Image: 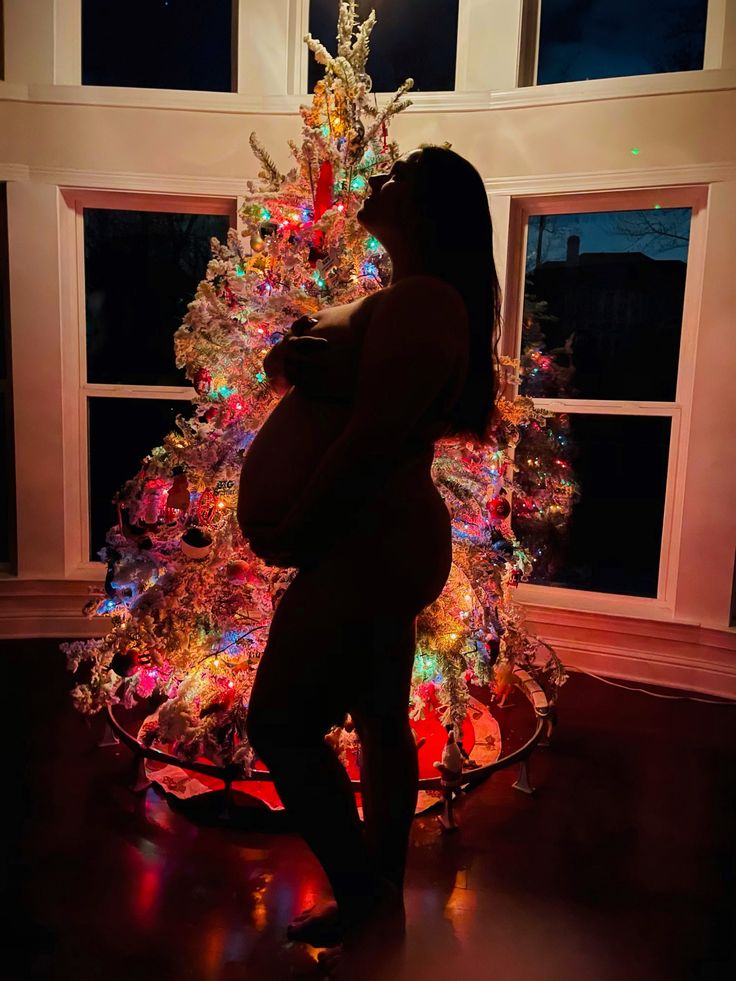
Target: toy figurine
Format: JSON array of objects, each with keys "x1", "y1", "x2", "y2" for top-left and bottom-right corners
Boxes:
[{"x1": 433, "y1": 726, "x2": 464, "y2": 832}]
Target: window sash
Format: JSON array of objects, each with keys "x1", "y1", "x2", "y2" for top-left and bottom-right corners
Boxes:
[
  {"x1": 518, "y1": 0, "x2": 728, "y2": 87},
  {"x1": 63, "y1": 190, "x2": 239, "y2": 574},
  {"x1": 504, "y1": 184, "x2": 708, "y2": 612}
]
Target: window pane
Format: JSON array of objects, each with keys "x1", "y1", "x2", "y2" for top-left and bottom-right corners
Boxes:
[
  {"x1": 521, "y1": 207, "x2": 691, "y2": 402},
  {"x1": 537, "y1": 0, "x2": 708, "y2": 85},
  {"x1": 308, "y1": 0, "x2": 458, "y2": 93},
  {"x1": 82, "y1": 0, "x2": 233, "y2": 91},
  {"x1": 514, "y1": 413, "x2": 671, "y2": 597},
  {"x1": 84, "y1": 208, "x2": 230, "y2": 387},
  {"x1": 88, "y1": 397, "x2": 194, "y2": 561}
]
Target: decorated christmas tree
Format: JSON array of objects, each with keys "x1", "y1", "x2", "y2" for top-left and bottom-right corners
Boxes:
[
  {"x1": 513, "y1": 291, "x2": 580, "y2": 584},
  {"x1": 62, "y1": 2, "x2": 570, "y2": 795}
]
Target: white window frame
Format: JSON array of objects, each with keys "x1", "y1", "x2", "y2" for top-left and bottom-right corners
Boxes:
[
  {"x1": 294, "y1": 0, "x2": 467, "y2": 96},
  {"x1": 59, "y1": 190, "x2": 240, "y2": 578},
  {"x1": 4, "y1": 1, "x2": 732, "y2": 112},
  {"x1": 518, "y1": 0, "x2": 732, "y2": 88},
  {"x1": 503, "y1": 184, "x2": 709, "y2": 618}
]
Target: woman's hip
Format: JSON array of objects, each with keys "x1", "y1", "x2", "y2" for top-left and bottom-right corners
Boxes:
[{"x1": 296, "y1": 491, "x2": 453, "y2": 619}]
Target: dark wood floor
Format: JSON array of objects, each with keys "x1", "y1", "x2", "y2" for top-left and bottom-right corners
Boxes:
[{"x1": 5, "y1": 638, "x2": 736, "y2": 981}]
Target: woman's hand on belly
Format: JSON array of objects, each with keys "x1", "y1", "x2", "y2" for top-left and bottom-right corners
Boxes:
[
  {"x1": 244, "y1": 519, "x2": 316, "y2": 568},
  {"x1": 283, "y1": 336, "x2": 357, "y2": 401}
]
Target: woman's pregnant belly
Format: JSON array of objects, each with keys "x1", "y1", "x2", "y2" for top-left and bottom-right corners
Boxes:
[{"x1": 238, "y1": 388, "x2": 350, "y2": 529}]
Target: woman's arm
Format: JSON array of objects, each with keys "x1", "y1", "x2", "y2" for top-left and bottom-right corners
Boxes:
[
  {"x1": 276, "y1": 277, "x2": 468, "y2": 545},
  {"x1": 262, "y1": 315, "x2": 319, "y2": 395}
]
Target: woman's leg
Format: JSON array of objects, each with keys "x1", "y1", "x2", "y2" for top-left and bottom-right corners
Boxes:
[
  {"x1": 245, "y1": 568, "x2": 384, "y2": 917},
  {"x1": 349, "y1": 616, "x2": 419, "y2": 892}
]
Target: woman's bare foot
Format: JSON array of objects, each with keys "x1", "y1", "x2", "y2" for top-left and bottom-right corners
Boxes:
[
  {"x1": 316, "y1": 881, "x2": 406, "y2": 979},
  {"x1": 286, "y1": 899, "x2": 343, "y2": 946}
]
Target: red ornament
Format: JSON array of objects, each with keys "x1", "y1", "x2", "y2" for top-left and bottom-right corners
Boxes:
[
  {"x1": 166, "y1": 473, "x2": 190, "y2": 513},
  {"x1": 196, "y1": 489, "x2": 217, "y2": 525},
  {"x1": 314, "y1": 160, "x2": 334, "y2": 219},
  {"x1": 489, "y1": 495, "x2": 512, "y2": 520},
  {"x1": 193, "y1": 367, "x2": 212, "y2": 395},
  {"x1": 308, "y1": 228, "x2": 328, "y2": 267},
  {"x1": 226, "y1": 560, "x2": 253, "y2": 585}
]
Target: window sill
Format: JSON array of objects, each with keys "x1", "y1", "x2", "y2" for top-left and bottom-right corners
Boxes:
[
  {"x1": 0, "y1": 68, "x2": 733, "y2": 116},
  {"x1": 516, "y1": 581, "x2": 687, "y2": 625}
]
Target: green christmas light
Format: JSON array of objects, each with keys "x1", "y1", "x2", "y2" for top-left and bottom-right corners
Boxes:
[
  {"x1": 366, "y1": 236, "x2": 379, "y2": 251},
  {"x1": 631, "y1": 147, "x2": 640, "y2": 155},
  {"x1": 350, "y1": 175, "x2": 367, "y2": 190},
  {"x1": 260, "y1": 207, "x2": 271, "y2": 220},
  {"x1": 255, "y1": 371, "x2": 266, "y2": 383}
]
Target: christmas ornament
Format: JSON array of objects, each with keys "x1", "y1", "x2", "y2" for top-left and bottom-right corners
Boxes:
[
  {"x1": 166, "y1": 469, "x2": 190, "y2": 513},
  {"x1": 489, "y1": 493, "x2": 511, "y2": 521},
  {"x1": 196, "y1": 489, "x2": 217, "y2": 524},
  {"x1": 226, "y1": 560, "x2": 251, "y2": 584},
  {"x1": 314, "y1": 160, "x2": 334, "y2": 219},
  {"x1": 180, "y1": 527, "x2": 213, "y2": 560},
  {"x1": 193, "y1": 367, "x2": 212, "y2": 396}
]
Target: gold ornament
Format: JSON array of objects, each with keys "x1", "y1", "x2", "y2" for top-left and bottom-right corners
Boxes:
[{"x1": 250, "y1": 232, "x2": 265, "y2": 253}]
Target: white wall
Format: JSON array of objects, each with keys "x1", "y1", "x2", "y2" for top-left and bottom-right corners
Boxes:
[{"x1": 1, "y1": 0, "x2": 735, "y2": 693}]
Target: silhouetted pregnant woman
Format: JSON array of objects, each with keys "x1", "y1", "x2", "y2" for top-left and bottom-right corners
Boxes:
[{"x1": 237, "y1": 145, "x2": 501, "y2": 975}]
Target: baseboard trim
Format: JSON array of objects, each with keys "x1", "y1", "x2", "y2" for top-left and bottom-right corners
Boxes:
[{"x1": 521, "y1": 603, "x2": 736, "y2": 699}]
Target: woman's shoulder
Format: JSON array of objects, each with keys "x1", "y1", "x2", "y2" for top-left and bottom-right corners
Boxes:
[
  {"x1": 385, "y1": 273, "x2": 463, "y2": 298},
  {"x1": 380, "y1": 275, "x2": 467, "y2": 323},
  {"x1": 373, "y1": 276, "x2": 468, "y2": 353}
]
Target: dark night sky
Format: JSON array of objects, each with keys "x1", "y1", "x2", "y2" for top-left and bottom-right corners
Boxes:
[{"x1": 538, "y1": 0, "x2": 708, "y2": 84}]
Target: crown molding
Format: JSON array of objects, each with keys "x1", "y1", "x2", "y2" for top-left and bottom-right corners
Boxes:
[
  {"x1": 482, "y1": 161, "x2": 736, "y2": 194},
  {"x1": 0, "y1": 68, "x2": 733, "y2": 116},
  {"x1": 1, "y1": 160, "x2": 732, "y2": 199},
  {"x1": 0, "y1": 162, "x2": 30, "y2": 182}
]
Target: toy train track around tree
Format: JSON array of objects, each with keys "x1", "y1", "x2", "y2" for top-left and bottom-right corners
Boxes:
[{"x1": 99, "y1": 669, "x2": 553, "y2": 826}]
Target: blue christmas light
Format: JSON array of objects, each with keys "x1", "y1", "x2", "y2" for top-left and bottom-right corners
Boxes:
[
  {"x1": 255, "y1": 371, "x2": 266, "y2": 383},
  {"x1": 260, "y1": 207, "x2": 271, "y2": 220},
  {"x1": 217, "y1": 385, "x2": 234, "y2": 398},
  {"x1": 361, "y1": 261, "x2": 379, "y2": 278},
  {"x1": 351, "y1": 176, "x2": 367, "y2": 190}
]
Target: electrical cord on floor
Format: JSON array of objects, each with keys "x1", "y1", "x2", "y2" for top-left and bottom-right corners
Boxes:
[{"x1": 572, "y1": 667, "x2": 736, "y2": 705}]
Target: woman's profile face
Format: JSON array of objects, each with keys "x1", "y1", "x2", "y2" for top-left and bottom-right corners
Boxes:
[{"x1": 356, "y1": 148, "x2": 424, "y2": 240}]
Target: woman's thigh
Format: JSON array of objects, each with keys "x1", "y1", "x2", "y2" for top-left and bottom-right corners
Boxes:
[
  {"x1": 250, "y1": 494, "x2": 452, "y2": 731},
  {"x1": 250, "y1": 569, "x2": 424, "y2": 734}
]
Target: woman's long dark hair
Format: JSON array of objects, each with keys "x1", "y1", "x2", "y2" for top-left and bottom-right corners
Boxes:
[{"x1": 408, "y1": 144, "x2": 502, "y2": 443}]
